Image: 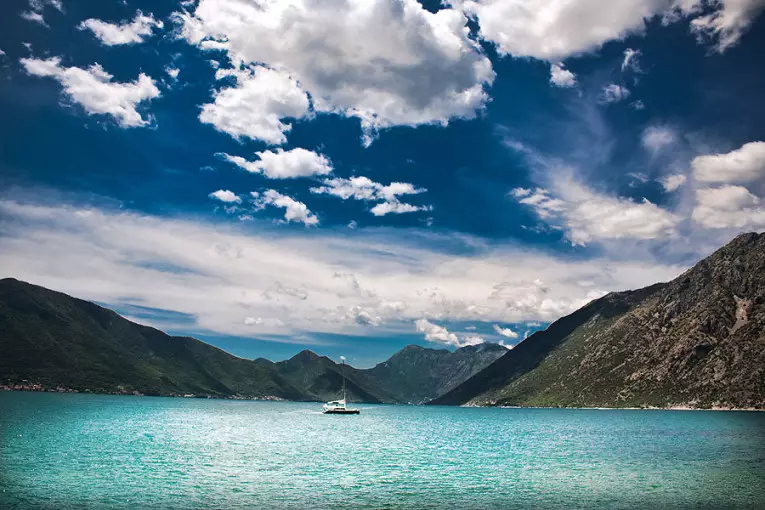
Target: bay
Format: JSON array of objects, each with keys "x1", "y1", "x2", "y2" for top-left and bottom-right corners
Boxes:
[{"x1": 1, "y1": 392, "x2": 764, "y2": 509}]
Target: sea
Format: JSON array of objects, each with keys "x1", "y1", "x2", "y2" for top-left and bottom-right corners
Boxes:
[{"x1": 1, "y1": 392, "x2": 764, "y2": 509}]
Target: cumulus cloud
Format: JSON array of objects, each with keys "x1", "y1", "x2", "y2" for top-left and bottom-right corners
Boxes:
[
  {"x1": 692, "y1": 141, "x2": 765, "y2": 184},
  {"x1": 175, "y1": 0, "x2": 494, "y2": 145},
  {"x1": 455, "y1": 0, "x2": 763, "y2": 60},
  {"x1": 691, "y1": 0, "x2": 765, "y2": 52},
  {"x1": 165, "y1": 67, "x2": 180, "y2": 80},
  {"x1": 20, "y1": 57, "x2": 160, "y2": 127},
  {"x1": 415, "y1": 319, "x2": 482, "y2": 347},
  {"x1": 209, "y1": 189, "x2": 240, "y2": 203},
  {"x1": 549, "y1": 63, "x2": 577, "y2": 88},
  {"x1": 222, "y1": 148, "x2": 332, "y2": 179},
  {"x1": 78, "y1": 11, "x2": 163, "y2": 46},
  {"x1": 200, "y1": 66, "x2": 310, "y2": 145},
  {"x1": 660, "y1": 174, "x2": 688, "y2": 192},
  {"x1": 311, "y1": 176, "x2": 430, "y2": 216},
  {"x1": 511, "y1": 183, "x2": 679, "y2": 246},
  {"x1": 599, "y1": 84, "x2": 631, "y2": 104},
  {"x1": 642, "y1": 125, "x2": 677, "y2": 152},
  {"x1": 692, "y1": 185, "x2": 765, "y2": 229},
  {"x1": 370, "y1": 201, "x2": 431, "y2": 217},
  {"x1": 252, "y1": 190, "x2": 319, "y2": 226},
  {"x1": 492, "y1": 324, "x2": 519, "y2": 339}
]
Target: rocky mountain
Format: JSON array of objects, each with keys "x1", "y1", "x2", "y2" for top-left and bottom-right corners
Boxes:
[
  {"x1": 432, "y1": 232, "x2": 765, "y2": 409},
  {"x1": 363, "y1": 343, "x2": 507, "y2": 404},
  {"x1": 0, "y1": 278, "x2": 504, "y2": 402}
]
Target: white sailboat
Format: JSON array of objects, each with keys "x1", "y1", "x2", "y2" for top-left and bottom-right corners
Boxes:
[{"x1": 322, "y1": 356, "x2": 360, "y2": 415}]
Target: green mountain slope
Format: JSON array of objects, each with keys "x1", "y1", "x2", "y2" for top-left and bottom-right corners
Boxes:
[
  {"x1": 364, "y1": 343, "x2": 507, "y2": 404},
  {"x1": 0, "y1": 278, "x2": 505, "y2": 403},
  {"x1": 0, "y1": 278, "x2": 304, "y2": 399},
  {"x1": 432, "y1": 233, "x2": 765, "y2": 409}
]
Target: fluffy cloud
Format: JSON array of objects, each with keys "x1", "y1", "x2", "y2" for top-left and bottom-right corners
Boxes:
[
  {"x1": 692, "y1": 185, "x2": 765, "y2": 229},
  {"x1": 0, "y1": 197, "x2": 689, "y2": 340},
  {"x1": 642, "y1": 125, "x2": 677, "y2": 152},
  {"x1": 209, "y1": 189, "x2": 240, "y2": 203},
  {"x1": 20, "y1": 57, "x2": 160, "y2": 127},
  {"x1": 200, "y1": 66, "x2": 310, "y2": 145},
  {"x1": 415, "y1": 319, "x2": 482, "y2": 347},
  {"x1": 222, "y1": 148, "x2": 332, "y2": 179},
  {"x1": 454, "y1": 0, "x2": 764, "y2": 60},
  {"x1": 660, "y1": 174, "x2": 688, "y2": 192},
  {"x1": 176, "y1": 0, "x2": 494, "y2": 145},
  {"x1": 549, "y1": 63, "x2": 577, "y2": 88},
  {"x1": 512, "y1": 184, "x2": 679, "y2": 246},
  {"x1": 165, "y1": 67, "x2": 180, "y2": 80},
  {"x1": 492, "y1": 324, "x2": 519, "y2": 339},
  {"x1": 692, "y1": 141, "x2": 765, "y2": 184},
  {"x1": 311, "y1": 176, "x2": 430, "y2": 216},
  {"x1": 599, "y1": 84, "x2": 631, "y2": 104},
  {"x1": 252, "y1": 190, "x2": 319, "y2": 226},
  {"x1": 370, "y1": 201, "x2": 431, "y2": 217},
  {"x1": 691, "y1": 0, "x2": 765, "y2": 52},
  {"x1": 78, "y1": 11, "x2": 163, "y2": 46}
]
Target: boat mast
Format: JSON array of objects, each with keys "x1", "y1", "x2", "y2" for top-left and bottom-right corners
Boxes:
[{"x1": 342, "y1": 359, "x2": 346, "y2": 402}]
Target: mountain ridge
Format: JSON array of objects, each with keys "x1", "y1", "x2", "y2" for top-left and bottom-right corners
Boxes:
[
  {"x1": 431, "y1": 232, "x2": 765, "y2": 409},
  {"x1": 0, "y1": 277, "x2": 505, "y2": 403}
]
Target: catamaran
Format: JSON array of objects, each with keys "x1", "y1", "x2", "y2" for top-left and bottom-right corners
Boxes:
[{"x1": 322, "y1": 356, "x2": 360, "y2": 415}]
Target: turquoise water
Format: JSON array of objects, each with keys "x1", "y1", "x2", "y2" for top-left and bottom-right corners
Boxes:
[{"x1": 1, "y1": 392, "x2": 764, "y2": 508}]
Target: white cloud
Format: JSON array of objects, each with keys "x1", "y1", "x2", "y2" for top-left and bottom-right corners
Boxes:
[
  {"x1": 691, "y1": 0, "x2": 765, "y2": 52},
  {"x1": 692, "y1": 185, "x2": 765, "y2": 229},
  {"x1": 199, "y1": 66, "x2": 310, "y2": 145},
  {"x1": 209, "y1": 189, "x2": 240, "y2": 203},
  {"x1": 642, "y1": 125, "x2": 677, "y2": 152},
  {"x1": 253, "y1": 190, "x2": 319, "y2": 226},
  {"x1": 21, "y1": 11, "x2": 48, "y2": 26},
  {"x1": 0, "y1": 197, "x2": 689, "y2": 340},
  {"x1": 311, "y1": 176, "x2": 430, "y2": 216},
  {"x1": 621, "y1": 48, "x2": 643, "y2": 73},
  {"x1": 20, "y1": 57, "x2": 160, "y2": 128},
  {"x1": 78, "y1": 11, "x2": 163, "y2": 46},
  {"x1": 222, "y1": 148, "x2": 332, "y2": 179},
  {"x1": 0, "y1": 49, "x2": 5, "y2": 57},
  {"x1": 454, "y1": 0, "x2": 763, "y2": 60},
  {"x1": 549, "y1": 63, "x2": 577, "y2": 88},
  {"x1": 165, "y1": 66, "x2": 180, "y2": 80},
  {"x1": 660, "y1": 174, "x2": 688, "y2": 192},
  {"x1": 415, "y1": 319, "x2": 482, "y2": 347},
  {"x1": 512, "y1": 183, "x2": 679, "y2": 246},
  {"x1": 370, "y1": 201, "x2": 431, "y2": 217},
  {"x1": 692, "y1": 141, "x2": 765, "y2": 184},
  {"x1": 599, "y1": 84, "x2": 631, "y2": 104},
  {"x1": 492, "y1": 324, "x2": 519, "y2": 339},
  {"x1": 630, "y1": 100, "x2": 646, "y2": 110},
  {"x1": 176, "y1": 0, "x2": 494, "y2": 145},
  {"x1": 346, "y1": 306, "x2": 382, "y2": 326}
]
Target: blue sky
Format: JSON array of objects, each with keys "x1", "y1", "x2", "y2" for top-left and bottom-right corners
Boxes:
[{"x1": 1, "y1": 0, "x2": 764, "y2": 367}]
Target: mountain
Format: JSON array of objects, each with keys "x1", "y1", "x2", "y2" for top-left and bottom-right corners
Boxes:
[
  {"x1": 0, "y1": 277, "x2": 305, "y2": 399},
  {"x1": 0, "y1": 278, "x2": 504, "y2": 402},
  {"x1": 432, "y1": 233, "x2": 765, "y2": 409},
  {"x1": 364, "y1": 343, "x2": 507, "y2": 404}
]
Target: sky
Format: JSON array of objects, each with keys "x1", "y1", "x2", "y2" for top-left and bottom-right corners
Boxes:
[{"x1": 1, "y1": 0, "x2": 764, "y2": 367}]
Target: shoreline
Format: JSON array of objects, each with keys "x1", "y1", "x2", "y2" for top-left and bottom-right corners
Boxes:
[{"x1": 3, "y1": 387, "x2": 763, "y2": 411}]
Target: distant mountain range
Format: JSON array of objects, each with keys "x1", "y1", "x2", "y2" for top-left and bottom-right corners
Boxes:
[
  {"x1": 0, "y1": 278, "x2": 505, "y2": 403},
  {"x1": 432, "y1": 233, "x2": 765, "y2": 409},
  {"x1": 2, "y1": 233, "x2": 764, "y2": 409}
]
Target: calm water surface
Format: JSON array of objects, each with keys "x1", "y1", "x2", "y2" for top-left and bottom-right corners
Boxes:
[{"x1": 1, "y1": 392, "x2": 764, "y2": 509}]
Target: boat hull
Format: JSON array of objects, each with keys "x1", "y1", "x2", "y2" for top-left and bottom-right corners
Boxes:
[{"x1": 322, "y1": 408, "x2": 360, "y2": 415}]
